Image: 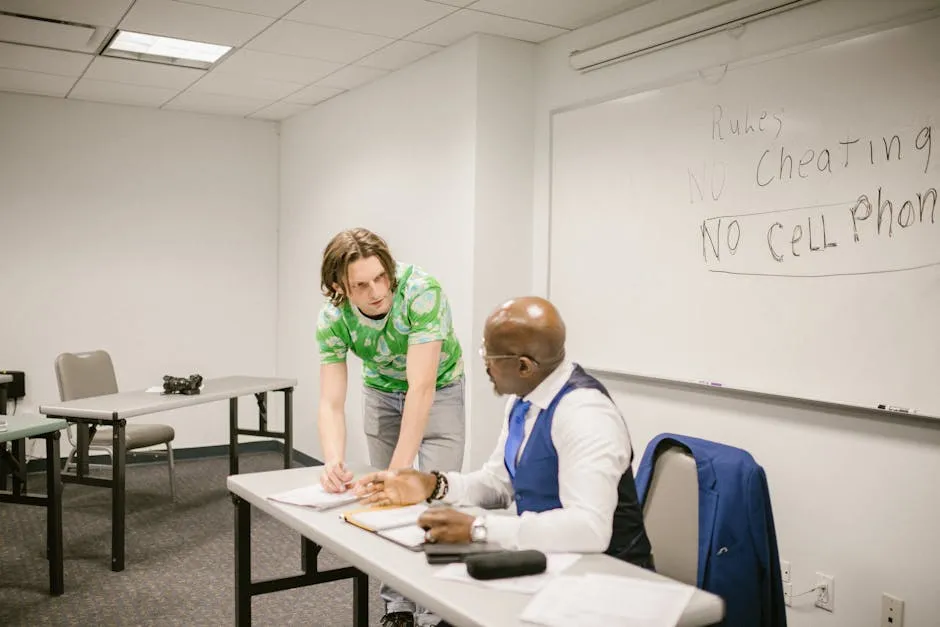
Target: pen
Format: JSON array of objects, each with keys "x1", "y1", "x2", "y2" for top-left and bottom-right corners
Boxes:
[{"x1": 696, "y1": 380, "x2": 723, "y2": 387}]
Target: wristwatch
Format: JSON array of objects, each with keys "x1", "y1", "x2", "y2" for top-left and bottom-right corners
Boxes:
[{"x1": 470, "y1": 516, "x2": 487, "y2": 543}]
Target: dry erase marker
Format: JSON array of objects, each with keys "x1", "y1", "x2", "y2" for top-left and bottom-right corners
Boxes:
[
  {"x1": 697, "y1": 380, "x2": 723, "y2": 387},
  {"x1": 877, "y1": 404, "x2": 918, "y2": 415}
]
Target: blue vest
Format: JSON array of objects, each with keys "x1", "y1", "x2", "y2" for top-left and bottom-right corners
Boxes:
[{"x1": 507, "y1": 365, "x2": 653, "y2": 569}]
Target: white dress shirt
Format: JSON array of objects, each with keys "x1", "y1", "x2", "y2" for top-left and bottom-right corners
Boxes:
[{"x1": 443, "y1": 361, "x2": 633, "y2": 553}]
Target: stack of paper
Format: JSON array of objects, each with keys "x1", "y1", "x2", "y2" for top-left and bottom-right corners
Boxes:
[
  {"x1": 267, "y1": 484, "x2": 359, "y2": 511},
  {"x1": 520, "y1": 573, "x2": 695, "y2": 627},
  {"x1": 434, "y1": 553, "x2": 581, "y2": 594}
]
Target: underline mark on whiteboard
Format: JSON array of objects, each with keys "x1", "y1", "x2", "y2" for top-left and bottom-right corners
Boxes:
[
  {"x1": 707, "y1": 259, "x2": 940, "y2": 278},
  {"x1": 705, "y1": 200, "x2": 854, "y2": 221}
]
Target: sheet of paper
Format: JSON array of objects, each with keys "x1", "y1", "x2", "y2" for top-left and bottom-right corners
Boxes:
[
  {"x1": 268, "y1": 484, "x2": 359, "y2": 511},
  {"x1": 520, "y1": 573, "x2": 695, "y2": 627},
  {"x1": 434, "y1": 553, "x2": 581, "y2": 594},
  {"x1": 377, "y1": 524, "x2": 426, "y2": 548},
  {"x1": 347, "y1": 503, "x2": 428, "y2": 530}
]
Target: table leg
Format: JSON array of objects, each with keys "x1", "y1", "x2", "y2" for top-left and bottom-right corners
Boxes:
[
  {"x1": 301, "y1": 536, "x2": 319, "y2": 574},
  {"x1": 111, "y1": 419, "x2": 126, "y2": 572},
  {"x1": 0, "y1": 442, "x2": 8, "y2": 491},
  {"x1": 76, "y1": 423, "x2": 90, "y2": 478},
  {"x1": 283, "y1": 388, "x2": 293, "y2": 470},
  {"x1": 234, "y1": 494, "x2": 252, "y2": 626},
  {"x1": 256, "y1": 392, "x2": 267, "y2": 433},
  {"x1": 353, "y1": 571, "x2": 369, "y2": 627},
  {"x1": 12, "y1": 439, "x2": 27, "y2": 494},
  {"x1": 229, "y1": 398, "x2": 239, "y2": 475},
  {"x1": 0, "y1": 384, "x2": 7, "y2": 415},
  {"x1": 46, "y1": 431, "x2": 64, "y2": 595}
]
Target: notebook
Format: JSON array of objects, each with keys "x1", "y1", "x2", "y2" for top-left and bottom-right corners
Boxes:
[
  {"x1": 342, "y1": 503, "x2": 429, "y2": 551},
  {"x1": 267, "y1": 484, "x2": 359, "y2": 511}
]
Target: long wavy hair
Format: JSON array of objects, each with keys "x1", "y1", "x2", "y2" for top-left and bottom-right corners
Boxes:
[{"x1": 320, "y1": 228, "x2": 398, "y2": 307}]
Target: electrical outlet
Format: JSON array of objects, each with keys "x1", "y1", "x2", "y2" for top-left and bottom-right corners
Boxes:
[
  {"x1": 781, "y1": 559, "x2": 791, "y2": 583},
  {"x1": 815, "y1": 572, "x2": 834, "y2": 612},
  {"x1": 881, "y1": 593, "x2": 904, "y2": 627},
  {"x1": 783, "y1": 583, "x2": 793, "y2": 606}
]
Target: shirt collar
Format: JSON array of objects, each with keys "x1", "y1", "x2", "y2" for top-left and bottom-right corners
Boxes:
[{"x1": 521, "y1": 360, "x2": 574, "y2": 410}]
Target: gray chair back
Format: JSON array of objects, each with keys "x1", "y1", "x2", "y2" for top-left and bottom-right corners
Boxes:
[
  {"x1": 643, "y1": 444, "x2": 699, "y2": 586},
  {"x1": 55, "y1": 350, "x2": 119, "y2": 401}
]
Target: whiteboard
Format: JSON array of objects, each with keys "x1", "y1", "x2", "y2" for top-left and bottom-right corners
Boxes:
[{"x1": 548, "y1": 17, "x2": 940, "y2": 419}]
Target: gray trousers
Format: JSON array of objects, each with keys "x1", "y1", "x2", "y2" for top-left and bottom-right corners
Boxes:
[{"x1": 362, "y1": 376, "x2": 466, "y2": 624}]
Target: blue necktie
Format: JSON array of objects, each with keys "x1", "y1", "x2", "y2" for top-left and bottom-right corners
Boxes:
[{"x1": 504, "y1": 398, "x2": 531, "y2": 480}]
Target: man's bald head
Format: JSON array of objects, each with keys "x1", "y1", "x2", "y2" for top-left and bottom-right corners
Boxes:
[{"x1": 485, "y1": 296, "x2": 566, "y2": 369}]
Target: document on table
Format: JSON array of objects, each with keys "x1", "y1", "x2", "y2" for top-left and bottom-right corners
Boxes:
[
  {"x1": 267, "y1": 484, "x2": 359, "y2": 511},
  {"x1": 434, "y1": 553, "x2": 581, "y2": 594},
  {"x1": 520, "y1": 573, "x2": 695, "y2": 627}
]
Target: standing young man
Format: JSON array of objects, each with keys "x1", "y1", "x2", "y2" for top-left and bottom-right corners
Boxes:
[{"x1": 316, "y1": 227, "x2": 465, "y2": 627}]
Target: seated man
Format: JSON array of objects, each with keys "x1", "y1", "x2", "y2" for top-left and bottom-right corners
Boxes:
[{"x1": 356, "y1": 296, "x2": 654, "y2": 573}]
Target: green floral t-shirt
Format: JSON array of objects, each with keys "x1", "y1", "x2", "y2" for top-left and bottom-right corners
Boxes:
[{"x1": 316, "y1": 263, "x2": 463, "y2": 393}]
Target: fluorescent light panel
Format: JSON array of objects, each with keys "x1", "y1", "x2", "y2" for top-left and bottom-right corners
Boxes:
[{"x1": 103, "y1": 30, "x2": 231, "y2": 69}]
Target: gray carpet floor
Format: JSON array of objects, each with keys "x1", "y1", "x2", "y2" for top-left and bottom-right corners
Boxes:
[{"x1": 0, "y1": 452, "x2": 388, "y2": 626}]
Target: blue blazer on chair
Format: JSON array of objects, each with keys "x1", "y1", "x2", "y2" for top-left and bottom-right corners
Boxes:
[{"x1": 635, "y1": 433, "x2": 787, "y2": 627}]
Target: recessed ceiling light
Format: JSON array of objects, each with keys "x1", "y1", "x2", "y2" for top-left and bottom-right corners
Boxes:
[{"x1": 102, "y1": 30, "x2": 231, "y2": 70}]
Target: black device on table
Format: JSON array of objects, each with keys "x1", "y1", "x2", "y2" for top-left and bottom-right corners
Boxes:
[
  {"x1": 423, "y1": 542, "x2": 503, "y2": 564},
  {"x1": 465, "y1": 550, "x2": 547, "y2": 580}
]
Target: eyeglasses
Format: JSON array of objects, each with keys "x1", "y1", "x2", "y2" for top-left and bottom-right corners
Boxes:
[{"x1": 478, "y1": 345, "x2": 540, "y2": 366}]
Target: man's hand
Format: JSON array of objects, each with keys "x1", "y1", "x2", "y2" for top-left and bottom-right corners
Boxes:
[
  {"x1": 418, "y1": 508, "x2": 474, "y2": 544},
  {"x1": 354, "y1": 469, "x2": 436, "y2": 506},
  {"x1": 320, "y1": 460, "x2": 354, "y2": 493}
]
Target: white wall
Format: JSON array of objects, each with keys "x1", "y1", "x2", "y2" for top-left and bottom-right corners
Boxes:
[
  {"x1": 532, "y1": 1, "x2": 940, "y2": 626},
  {"x1": 277, "y1": 34, "x2": 535, "y2": 470},
  {"x1": 278, "y1": 39, "x2": 478, "y2": 467},
  {"x1": 469, "y1": 35, "x2": 535, "y2": 468},
  {"x1": 1, "y1": 92, "x2": 280, "y2": 452}
]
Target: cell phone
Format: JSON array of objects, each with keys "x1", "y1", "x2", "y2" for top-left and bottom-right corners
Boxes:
[{"x1": 423, "y1": 542, "x2": 502, "y2": 564}]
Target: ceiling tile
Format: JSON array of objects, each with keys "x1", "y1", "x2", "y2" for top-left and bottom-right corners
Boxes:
[
  {"x1": 163, "y1": 91, "x2": 273, "y2": 116},
  {"x1": 0, "y1": 67, "x2": 76, "y2": 96},
  {"x1": 84, "y1": 57, "x2": 204, "y2": 89},
  {"x1": 284, "y1": 83, "x2": 344, "y2": 105},
  {"x1": 214, "y1": 49, "x2": 342, "y2": 84},
  {"x1": 406, "y1": 8, "x2": 566, "y2": 45},
  {"x1": 188, "y1": 71, "x2": 305, "y2": 100},
  {"x1": 249, "y1": 101, "x2": 311, "y2": 121},
  {"x1": 120, "y1": 0, "x2": 274, "y2": 47},
  {"x1": 174, "y1": 0, "x2": 301, "y2": 18},
  {"x1": 246, "y1": 20, "x2": 392, "y2": 63},
  {"x1": 68, "y1": 78, "x2": 179, "y2": 107},
  {"x1": 470, "y1": 0, "x2": 645, "y2": 29},
  {"x1": 285, "y1": 0, "x2": 455, "y2": 38},
  {"x1": 358, "y1": 40, "x2": 442, "y2": 71},
  {"x1": 0, "y1": 43, "x2": 91, "y2": 76},
  {"x1": 315, "y1": 65, "x2": 388, "y2": 90},
  {"x1": 0, "y1": 0, "x2": 134, "y2": 27},
  {"x1": 0, "y1": 13, "x2": 110, "y2": 53}
]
